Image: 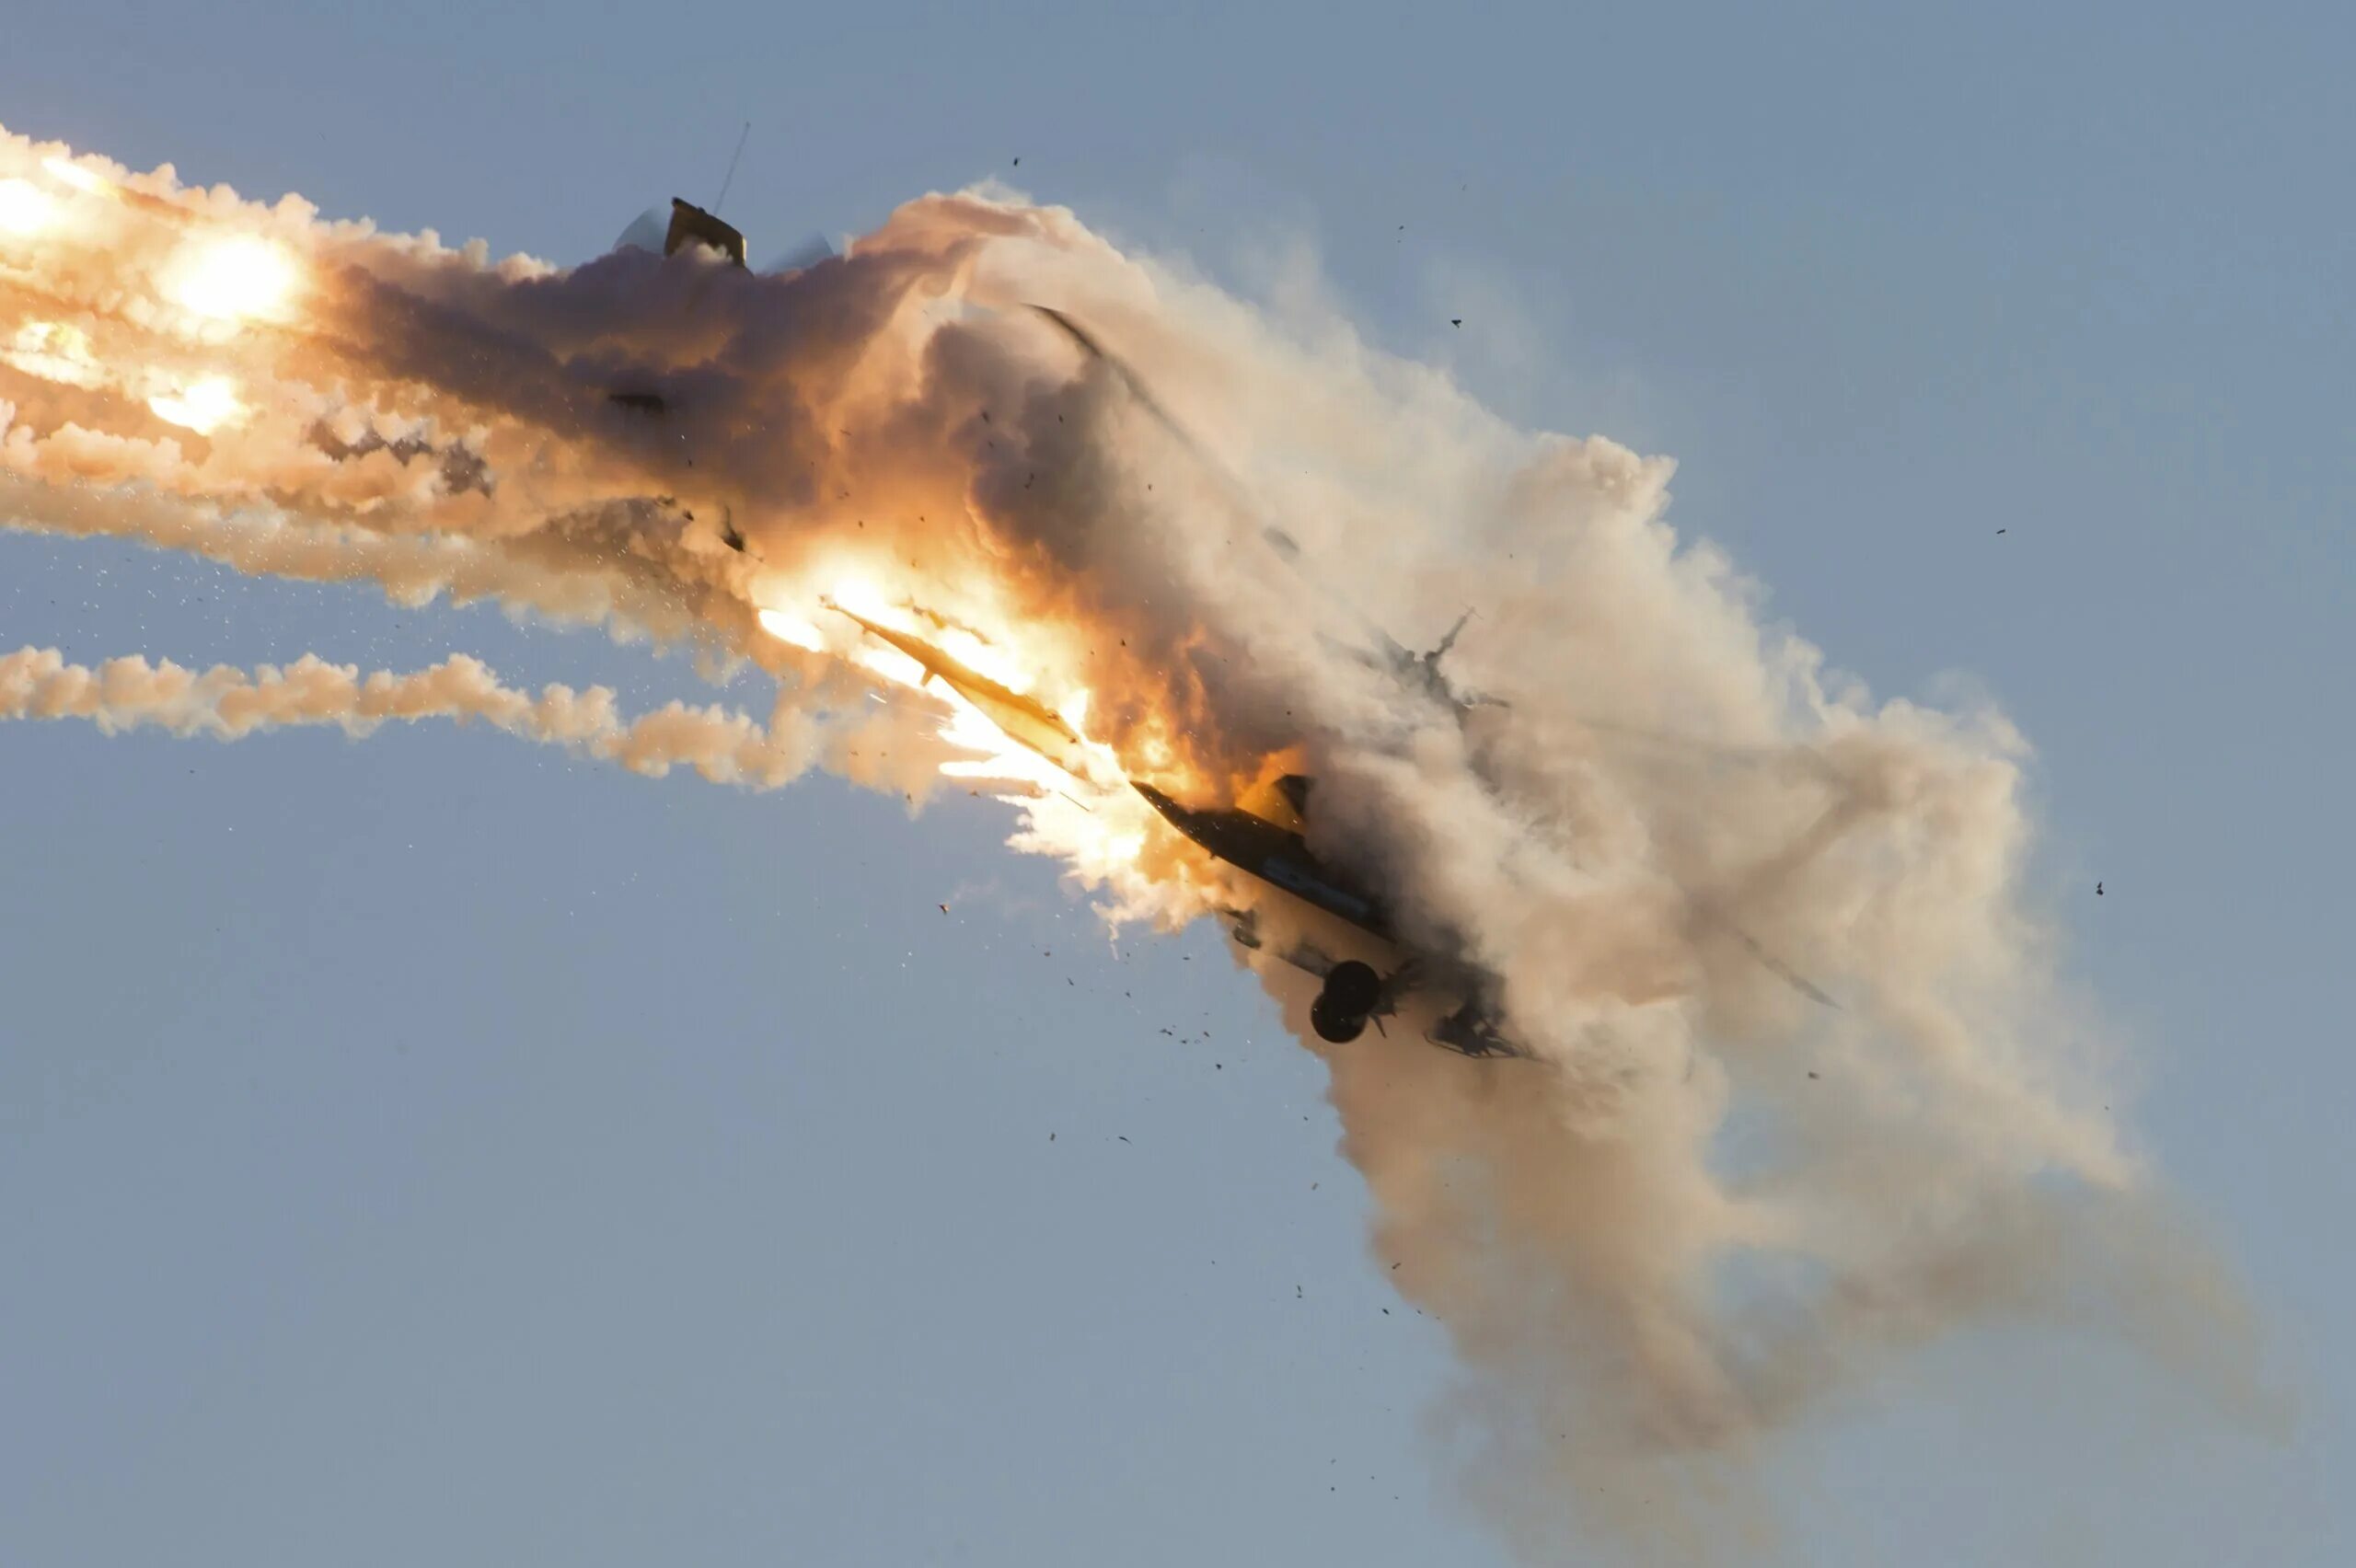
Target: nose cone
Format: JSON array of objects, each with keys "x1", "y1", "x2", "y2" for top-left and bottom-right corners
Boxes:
[{"x1": 1129, "y1": 779, "x2": 1189, "y2": 827}]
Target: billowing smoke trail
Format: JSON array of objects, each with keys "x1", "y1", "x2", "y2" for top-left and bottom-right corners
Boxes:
[
  {"x1": 0, "y1": 125, "x2": 2276, "y2": 1558},
  {"x1": 0, "y1": 645, "x2": 816, "y2": 786}
]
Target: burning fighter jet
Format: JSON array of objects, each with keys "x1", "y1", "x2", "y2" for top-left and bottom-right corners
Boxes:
[
  {"x1": 809, "y1": 310, "x2": 1831, "y2": 1053},
  {"x1": 583, "y1": 242, "x2": 1793, "y2": 1054},
  {"x1": 819, "y1": 600, "x2": 1529, "y2": 1058},
  {"x1": 1134, "y1": 775, "x2": 1526, "y2": 1057}
]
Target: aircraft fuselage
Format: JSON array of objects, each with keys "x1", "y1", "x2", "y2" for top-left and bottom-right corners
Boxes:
[{"x1": 1128, "y1": 782, "x2": 1398, "y2": 945}]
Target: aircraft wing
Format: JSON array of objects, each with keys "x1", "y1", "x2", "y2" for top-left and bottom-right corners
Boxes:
[{"x1": 825, "y1": 603, "x2": 1098, "y2": 782}]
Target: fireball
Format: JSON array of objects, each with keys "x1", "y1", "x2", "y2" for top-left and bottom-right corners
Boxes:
[
  {"x1": 160, "y1": 234, "x2": 301, "y2": 323},
  {"x1": 147, "y1": 375, "x2": 245, "y2": 434},
  {"x1": 0, "y1": 177, "x2": 58, "y2": 238},
  {"x1": 756, "y1": 608, "x2": 826, "y2": 652}
]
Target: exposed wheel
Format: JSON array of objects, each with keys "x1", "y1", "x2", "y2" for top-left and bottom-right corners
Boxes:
[
  {"x1": 1310, "y1": 961, "x2": 1383, "y2": 1044},
  {"x1": 1311, "y1": 993, "x2": 1368, "y2": 1043},
  {"x1": 1321, "y1": 961, "x2": 1381, "y2": 1016}
]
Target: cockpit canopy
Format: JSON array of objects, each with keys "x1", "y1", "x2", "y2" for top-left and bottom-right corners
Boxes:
[
  {"x1": 1237, "y1": 771, "x2": 1317, "y2": 834},
  {"x1": 611, "y1": 198, "x2": 833, "y2": 276}
]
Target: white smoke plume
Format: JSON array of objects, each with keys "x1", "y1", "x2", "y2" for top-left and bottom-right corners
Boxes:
[
  {"x1": 0, "y1": 645, "x2": 816, "y2": 787},
  {"x1": 0, "y1": 124, "x2": 2278, "y2": 1559}
]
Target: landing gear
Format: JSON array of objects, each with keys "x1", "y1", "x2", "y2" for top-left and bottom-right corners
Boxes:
[
  {"x1": 1426, "y1": 1000, "x2": 1519, "y2": 1058},
  {"x1": 1310, "y1": 960, "x2": 1382, "y2": 1044}
]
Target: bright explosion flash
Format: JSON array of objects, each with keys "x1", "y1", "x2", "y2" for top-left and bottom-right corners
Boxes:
[
  {"x1": 147, "y1": 374, "x2": 245, "y2": 433},
  {"x1": 40, "y1": 156, "x2": 110, "y2": 195},
  {"x1": 0, "y1": 177, "x2": 57, "y2": 237},
  {"x1": 5, "y1": 321, "x2": 103, "y2": 387},
  {"x1": 756, "y1": 607, "x2": 826, "y2": 652},
  {"x1": 161, "y1": 234, "x2": 301, "y2": 322}
]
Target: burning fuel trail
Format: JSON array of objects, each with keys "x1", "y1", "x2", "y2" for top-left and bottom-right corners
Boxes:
[{"x1": 0, "y1": 125, "x2": 2277, "y2": 1559}]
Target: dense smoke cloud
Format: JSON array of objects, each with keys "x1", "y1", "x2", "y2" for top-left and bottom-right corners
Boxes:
[{"x1": 0, "y1": 125, "x2": 2275, "y2": 1560}]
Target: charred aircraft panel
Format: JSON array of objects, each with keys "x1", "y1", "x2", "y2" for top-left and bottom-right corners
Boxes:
[{"x1": 1130, "y1": 781, "x2": 1397, "y2": 943}]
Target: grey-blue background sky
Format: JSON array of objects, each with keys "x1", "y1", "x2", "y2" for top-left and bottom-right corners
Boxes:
[{"x1": 3, "y1": 2, "x2": 2349, "y2": 1562}]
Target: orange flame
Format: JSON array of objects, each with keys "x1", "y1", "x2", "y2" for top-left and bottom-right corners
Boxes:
[{"x1": 0, "y1": 129, "x2": 1246, "y2": 915}]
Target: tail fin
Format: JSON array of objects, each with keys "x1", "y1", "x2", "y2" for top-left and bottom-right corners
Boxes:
[{"x1": 1432, "y1": 607, "x2": 1475, "y2": 661}]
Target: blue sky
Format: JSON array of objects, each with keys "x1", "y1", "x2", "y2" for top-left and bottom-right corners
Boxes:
[{"x1": 3, "y1": 2, "x2": 2350, "y2": 1562}]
